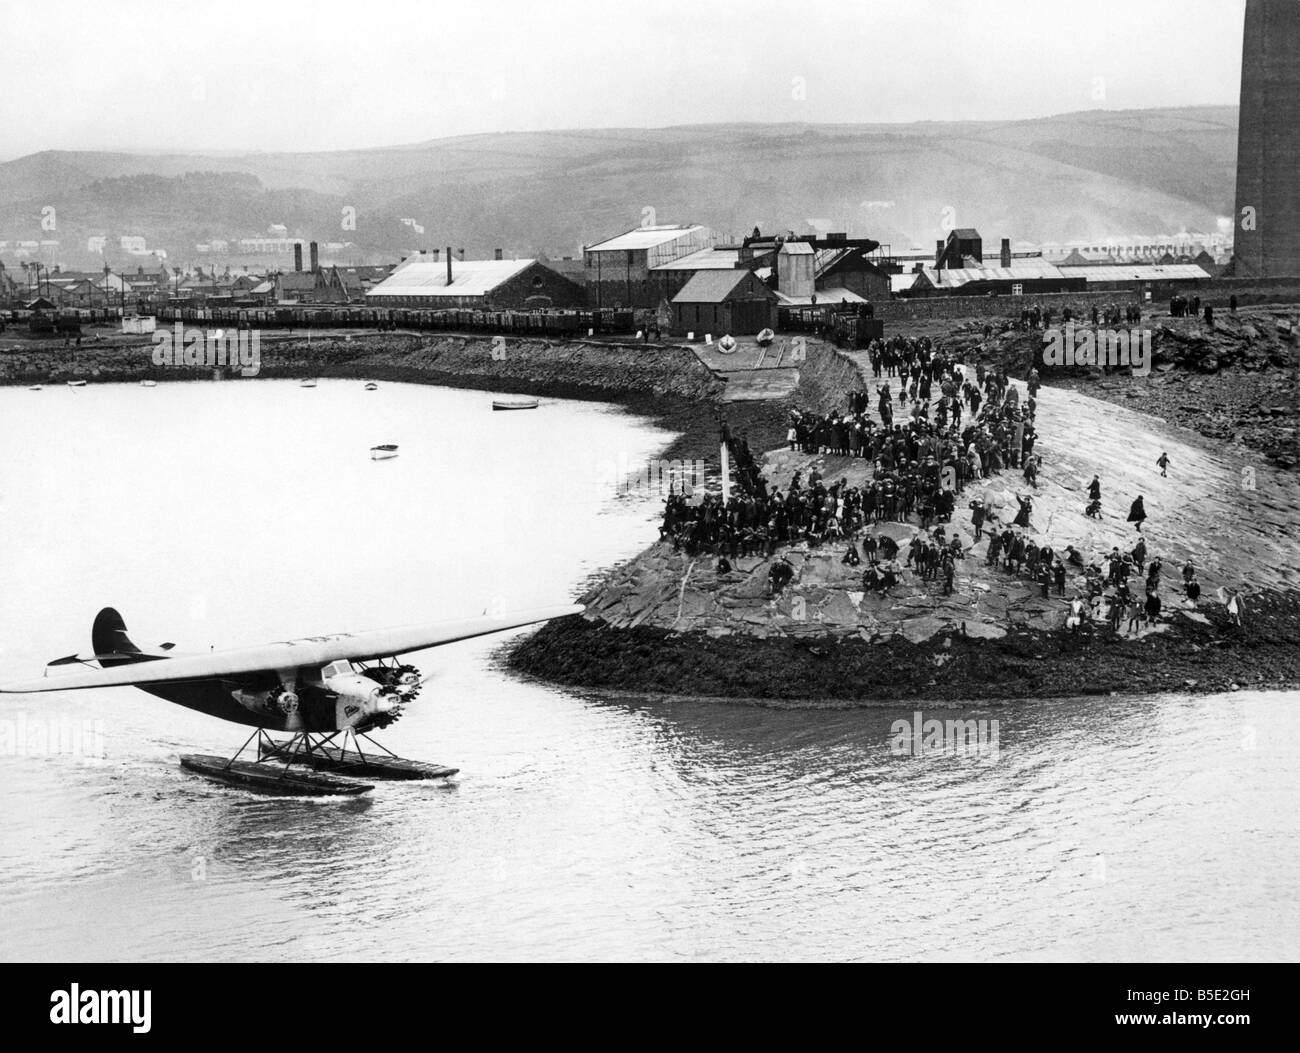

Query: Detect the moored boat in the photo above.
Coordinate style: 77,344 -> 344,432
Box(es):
67,379 -> 87,388
370,444 -> 399,460
364,381 -> 379,390
301,378 -> 317,388
492,398 -> 538,411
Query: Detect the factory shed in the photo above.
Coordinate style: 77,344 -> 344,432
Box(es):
365,256 -> 584,309
909,258 -> 1085,297
1055,263 -> 1212,290
671,269 -> 777,336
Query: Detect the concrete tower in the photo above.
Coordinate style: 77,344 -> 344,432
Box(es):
1232,0 -> 1300,278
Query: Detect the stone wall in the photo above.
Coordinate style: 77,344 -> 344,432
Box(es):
873,277 -> 1300,323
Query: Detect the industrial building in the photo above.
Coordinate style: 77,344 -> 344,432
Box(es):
365,251 -> 584,309
649,246 -> 757,303
899,229 -> 1086,296
670,269 -> 777,337
1054,262 -> 1213,292
583,224 -> 716,308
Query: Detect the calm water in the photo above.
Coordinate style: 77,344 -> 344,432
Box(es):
0,380 -> 1296,962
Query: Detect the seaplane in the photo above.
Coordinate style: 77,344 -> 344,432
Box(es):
0,604 -> 580,796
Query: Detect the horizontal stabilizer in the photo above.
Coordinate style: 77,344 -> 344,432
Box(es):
46,652 -> 163,668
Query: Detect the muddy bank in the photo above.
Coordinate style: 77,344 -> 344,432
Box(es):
509,590 -> 1300,704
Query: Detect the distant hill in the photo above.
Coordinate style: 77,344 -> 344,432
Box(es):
0,106 -> 1239,270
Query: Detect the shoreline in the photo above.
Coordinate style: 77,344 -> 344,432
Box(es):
6,326 -> 1298,708
507,591 -> 1300,705
0,331 -> 794,466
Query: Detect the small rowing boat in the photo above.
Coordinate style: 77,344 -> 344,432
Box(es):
492,398 -> 538,411
370,444 -> 399,460
364,381 -> 379,391
141,379 -> 157,388
67,379 -> 87,388
28,384 -> 42,391
301,378 -> 317,388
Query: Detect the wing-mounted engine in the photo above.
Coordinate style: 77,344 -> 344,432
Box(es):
232,683 -> 301,726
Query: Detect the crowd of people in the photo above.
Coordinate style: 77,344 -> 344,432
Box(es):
659,336 -> 1050,601
655,331 -> 1225,637
1009,302 -> 1145,331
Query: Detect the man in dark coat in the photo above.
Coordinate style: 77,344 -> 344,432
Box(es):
1128,495 -> 1147,532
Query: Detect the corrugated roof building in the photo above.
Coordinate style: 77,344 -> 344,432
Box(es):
583,223 -> 717,309
1056,263 -> 1212,286
365,255 -> 584,309
909,257 -> 1087,297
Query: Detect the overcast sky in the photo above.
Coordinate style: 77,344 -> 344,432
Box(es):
0,0 -> 1246,160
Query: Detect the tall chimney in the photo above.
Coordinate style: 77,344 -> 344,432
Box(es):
294,244 -> 303,272
494,247 -> 503,261
309,241 -> 319,273
935,238 -> 944,267
446,245 -> 453,286
1000,238 -> 1012,268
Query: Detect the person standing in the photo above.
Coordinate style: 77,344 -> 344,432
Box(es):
1128,495 -> 1147,532
1014,493 -> 1033,530
1157,451 -> 1170,477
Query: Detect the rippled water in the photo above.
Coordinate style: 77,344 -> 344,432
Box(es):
0,380 -> 1296,961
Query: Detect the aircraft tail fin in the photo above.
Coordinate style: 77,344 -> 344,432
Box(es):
91,607 -> 147,668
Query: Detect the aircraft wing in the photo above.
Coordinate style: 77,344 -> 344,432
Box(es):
0,604 -> 582,693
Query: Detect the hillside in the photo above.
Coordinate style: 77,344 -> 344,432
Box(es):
0,106 -> 1238,267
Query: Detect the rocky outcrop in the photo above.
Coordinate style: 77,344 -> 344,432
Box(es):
941,307 -> 1300,467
